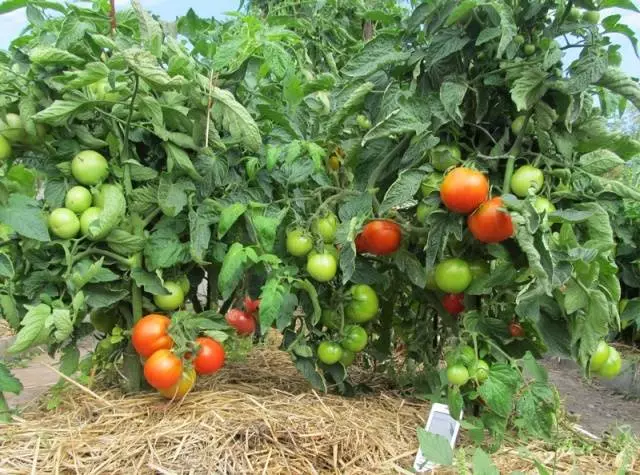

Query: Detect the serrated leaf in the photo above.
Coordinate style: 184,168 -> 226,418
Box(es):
394,250 -> 427,288
131,0 -> 163,57
511,68 -> 548,111
471,448 -> 499,475
379,169 -> 423,215
294,357 -> 326,391
106,229 -> 145,255
32,100 -> 86,126
123,48 -> 187,89
342,35 -> 410,78
327,81 -> 374,134
0,194 -> 50,242
218,203 -> 247,239
30,46 -> 84,66
573,290 -> 611,367
210,87 -> 261,152
163,142 -> 202,181
417,429 -> 453,466
49,308 -> 72,342
293,279 -> 322,325
189,206 -> 213,264
59,345 -> 80,376
157,174 -> 195,217
259,277 -> 286,329
130,268 -> 167,295
566,54 -> 608,95
478,364 -> 520,418
218,243 -> 250,300
597,69 -> 640,110
0,253 -> 14,278
0,363 -> 22,394
8,304 -> 51,353
440,79 -> 467,126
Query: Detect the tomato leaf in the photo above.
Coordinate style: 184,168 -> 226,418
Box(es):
0,194 -> 50,242
218,243 -> 251,300
130,269 -> 167,295
416,429 -> 453,466
379,169 -> 423,215
510,67 -> 548,112
478,364 -> 519,418
394,250 -> 427,288
217,203 -> 247,239
471,448 -> 499,475
131,0 -> 163,58
0,363 -> 22,395
294,357 -> 326,391
8,304 -> 51,353
440,79 -> 467,126
210,87 -> 262,152
29,46 -> 84,66
0,253 -> 14,279
59,345 -> 80,377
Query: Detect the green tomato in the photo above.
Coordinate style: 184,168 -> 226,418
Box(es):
511,165 -> 544,197
598,346 -> 622,379
566,7 -> 581,22
459,345 -> 476,366
0,135 -> 12,161
71,150 -> 109,185
346,284 -> 379,323
286,229 -> 313,257
340,348 -> 355,366
468,260 -> 489,279
80,207 -> 102,237
533,196 -> 556,214
447,364 -> 470,386
420,173 -> 443,197
312,213 -> 338,242
523,44 -> 536,56
590,341 -> 610,372
153,281 -> 185,311
511,115 -> 530,135
341,325 -> 368,352
317,341 -> 343,365
0,113 -> 25,143
306,252 -> 337,282
65,186 -> 93,214
469,359 -> 490,382
356,114 -> 372,130
582,10 -> 600,24
430,144 -> 461,172
514,34 -> 525,45
48,208 -> 80,239
538,37 -> 553,51
178,275 -> 190,295
434,258 -> 472,294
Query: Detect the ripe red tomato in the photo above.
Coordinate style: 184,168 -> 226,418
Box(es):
158,368 -> 196,400
442,293 -> 465,315
355,233 -> 370,253
226,308 -> 256,335
468,197 -> 514,243
193,337 -> 225,375
440,168 -> 489,214
132,314 -> 173,358
243,296 -> 260,315
359,220 -> 402,255
509,322 -> 525,338
144,349 -> 182,389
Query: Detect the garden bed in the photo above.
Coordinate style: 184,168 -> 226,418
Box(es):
1,347 -> 637,474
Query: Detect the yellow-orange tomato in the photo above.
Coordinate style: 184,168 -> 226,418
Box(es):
158,368 -> 196,400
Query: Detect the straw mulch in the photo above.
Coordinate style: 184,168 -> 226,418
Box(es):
1,346 -> 638,474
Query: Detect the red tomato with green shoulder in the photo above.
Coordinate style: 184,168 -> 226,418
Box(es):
226,308 -> 256,335
359,220 -> 401,255
144,349 -> 182,389
132,313 -> 173,358
442,293 -> 465,315
440,167 -> 489,214
468,197 -> 514,243
193,337 -> 225,375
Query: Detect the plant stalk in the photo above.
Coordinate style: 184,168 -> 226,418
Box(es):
0,392 -> 11,423
503,109 -> 534,194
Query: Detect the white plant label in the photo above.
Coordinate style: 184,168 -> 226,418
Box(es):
413,403 -> 462,473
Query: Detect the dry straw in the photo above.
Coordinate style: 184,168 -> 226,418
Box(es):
0,347 -> 637,474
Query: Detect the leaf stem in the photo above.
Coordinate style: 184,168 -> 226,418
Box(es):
122,74 -> 140,196
72,248 -> 131,267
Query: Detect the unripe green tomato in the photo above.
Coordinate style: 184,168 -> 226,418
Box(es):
346,284 -> 379,323
0,113 -> 26,143
65,186 -> 93,214
510,165 -> 544,197
523,44 -> 536,56
154,281 -> 185,311
514,34 -> 525,45
469,359 -> 490,382
434,258 -> 472,294
71,150 -> 109,185
538,37 -> 553,51
341,325 -> 368,353
317,341 -> 343,365
80,207 -> 102,237
533,196 -> 556,214
458,345 -> 476,366
511,116 -> 527,135
566,7 -> 581,22
430,144 -> 461,172
0,135 -> 12,161
286,229 -> 313,257
356,114 -> 372,130
340,348 -> 355,366
598,346 -> 622,379
306,252 -> 337,282
49,208 -> 81,239
589,341 -> 610,372
582,10 -> 600,25
447,364 -> 470,386
312,212 -> 338,242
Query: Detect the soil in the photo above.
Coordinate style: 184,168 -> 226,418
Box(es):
544,356 -> 640,437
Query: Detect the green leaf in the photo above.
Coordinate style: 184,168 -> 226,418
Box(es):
218,203 -> 247,239
64,63 -> 109,89
600,0 -> 639,11
56,14 -> 94,51
8,304 -> 51,353
566,53 -> 608,95
446,0 -> 477,25
0,194 -> 50,242
0,363 -> 22,394
218,243 -> 251,300
83,284 -> 129,309
259,277 -> 287,329
0,294 -> 19,330
48,308 -> 73,342
440,79 -> 467,126
342,35 -> 410,78
379,169 -> 423,215
0,253 -> 14,278
210,87 -> 261,152
489,1 -> 517,58
163,142 -> 202,181
130,268 -> 167,295
563,279 -> 588,314
131,0 -> 163,58
32,100 -> 86,126
293,279 -> 322,325
250,208 -> 287,252
394,249 -> 427,288
597,69 -> 640,110
29,46 -> 84,66
363,98 -> 431,144
106,229 -> 145,256
416,428 -> 453,466
422,29 -> 470,68
572,290 -> 611,366
294,357 -> 326,391
0,0 -> 28,14
511,68 -> 548,111
478,364 -> 519,418
447,385 -> 464,420
579,149 -> 625,175
522,352 -> 548,383
471,448 -> 499,475
70,258 -> 118,290
144,226 -> 190,271
189,206 -> 213,264
59,345 -> 80,376
326,81 -> 374,134
157,174 -> 195,217
123,48 -> 187,89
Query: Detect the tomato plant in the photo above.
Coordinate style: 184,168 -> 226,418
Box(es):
440,168 -> 489,214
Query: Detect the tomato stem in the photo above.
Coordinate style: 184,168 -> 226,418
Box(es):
122,74 -> 140,197
72,248 -> 131,267
503,109 -> 534,194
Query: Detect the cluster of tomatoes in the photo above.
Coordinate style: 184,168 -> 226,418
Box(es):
225,296 -> 259,335
589,341 -> 623,379
317,284 -> 380,365
446,345 -> 490,386
131,314 -> 225,399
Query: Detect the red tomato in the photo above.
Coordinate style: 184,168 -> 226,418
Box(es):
468,197 -> 514,243
193,337 -> 225,375
243,296 -> 260,315
144,349 -> 182,389
440,168 -> 489,214
226,308 -> 256,335
131,314 -> 173,358
442,293 -> 465,315
359,220 -> 402,255
355,233 -> 370,253
158,368 -> 196,400
509,322 -> 525,338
